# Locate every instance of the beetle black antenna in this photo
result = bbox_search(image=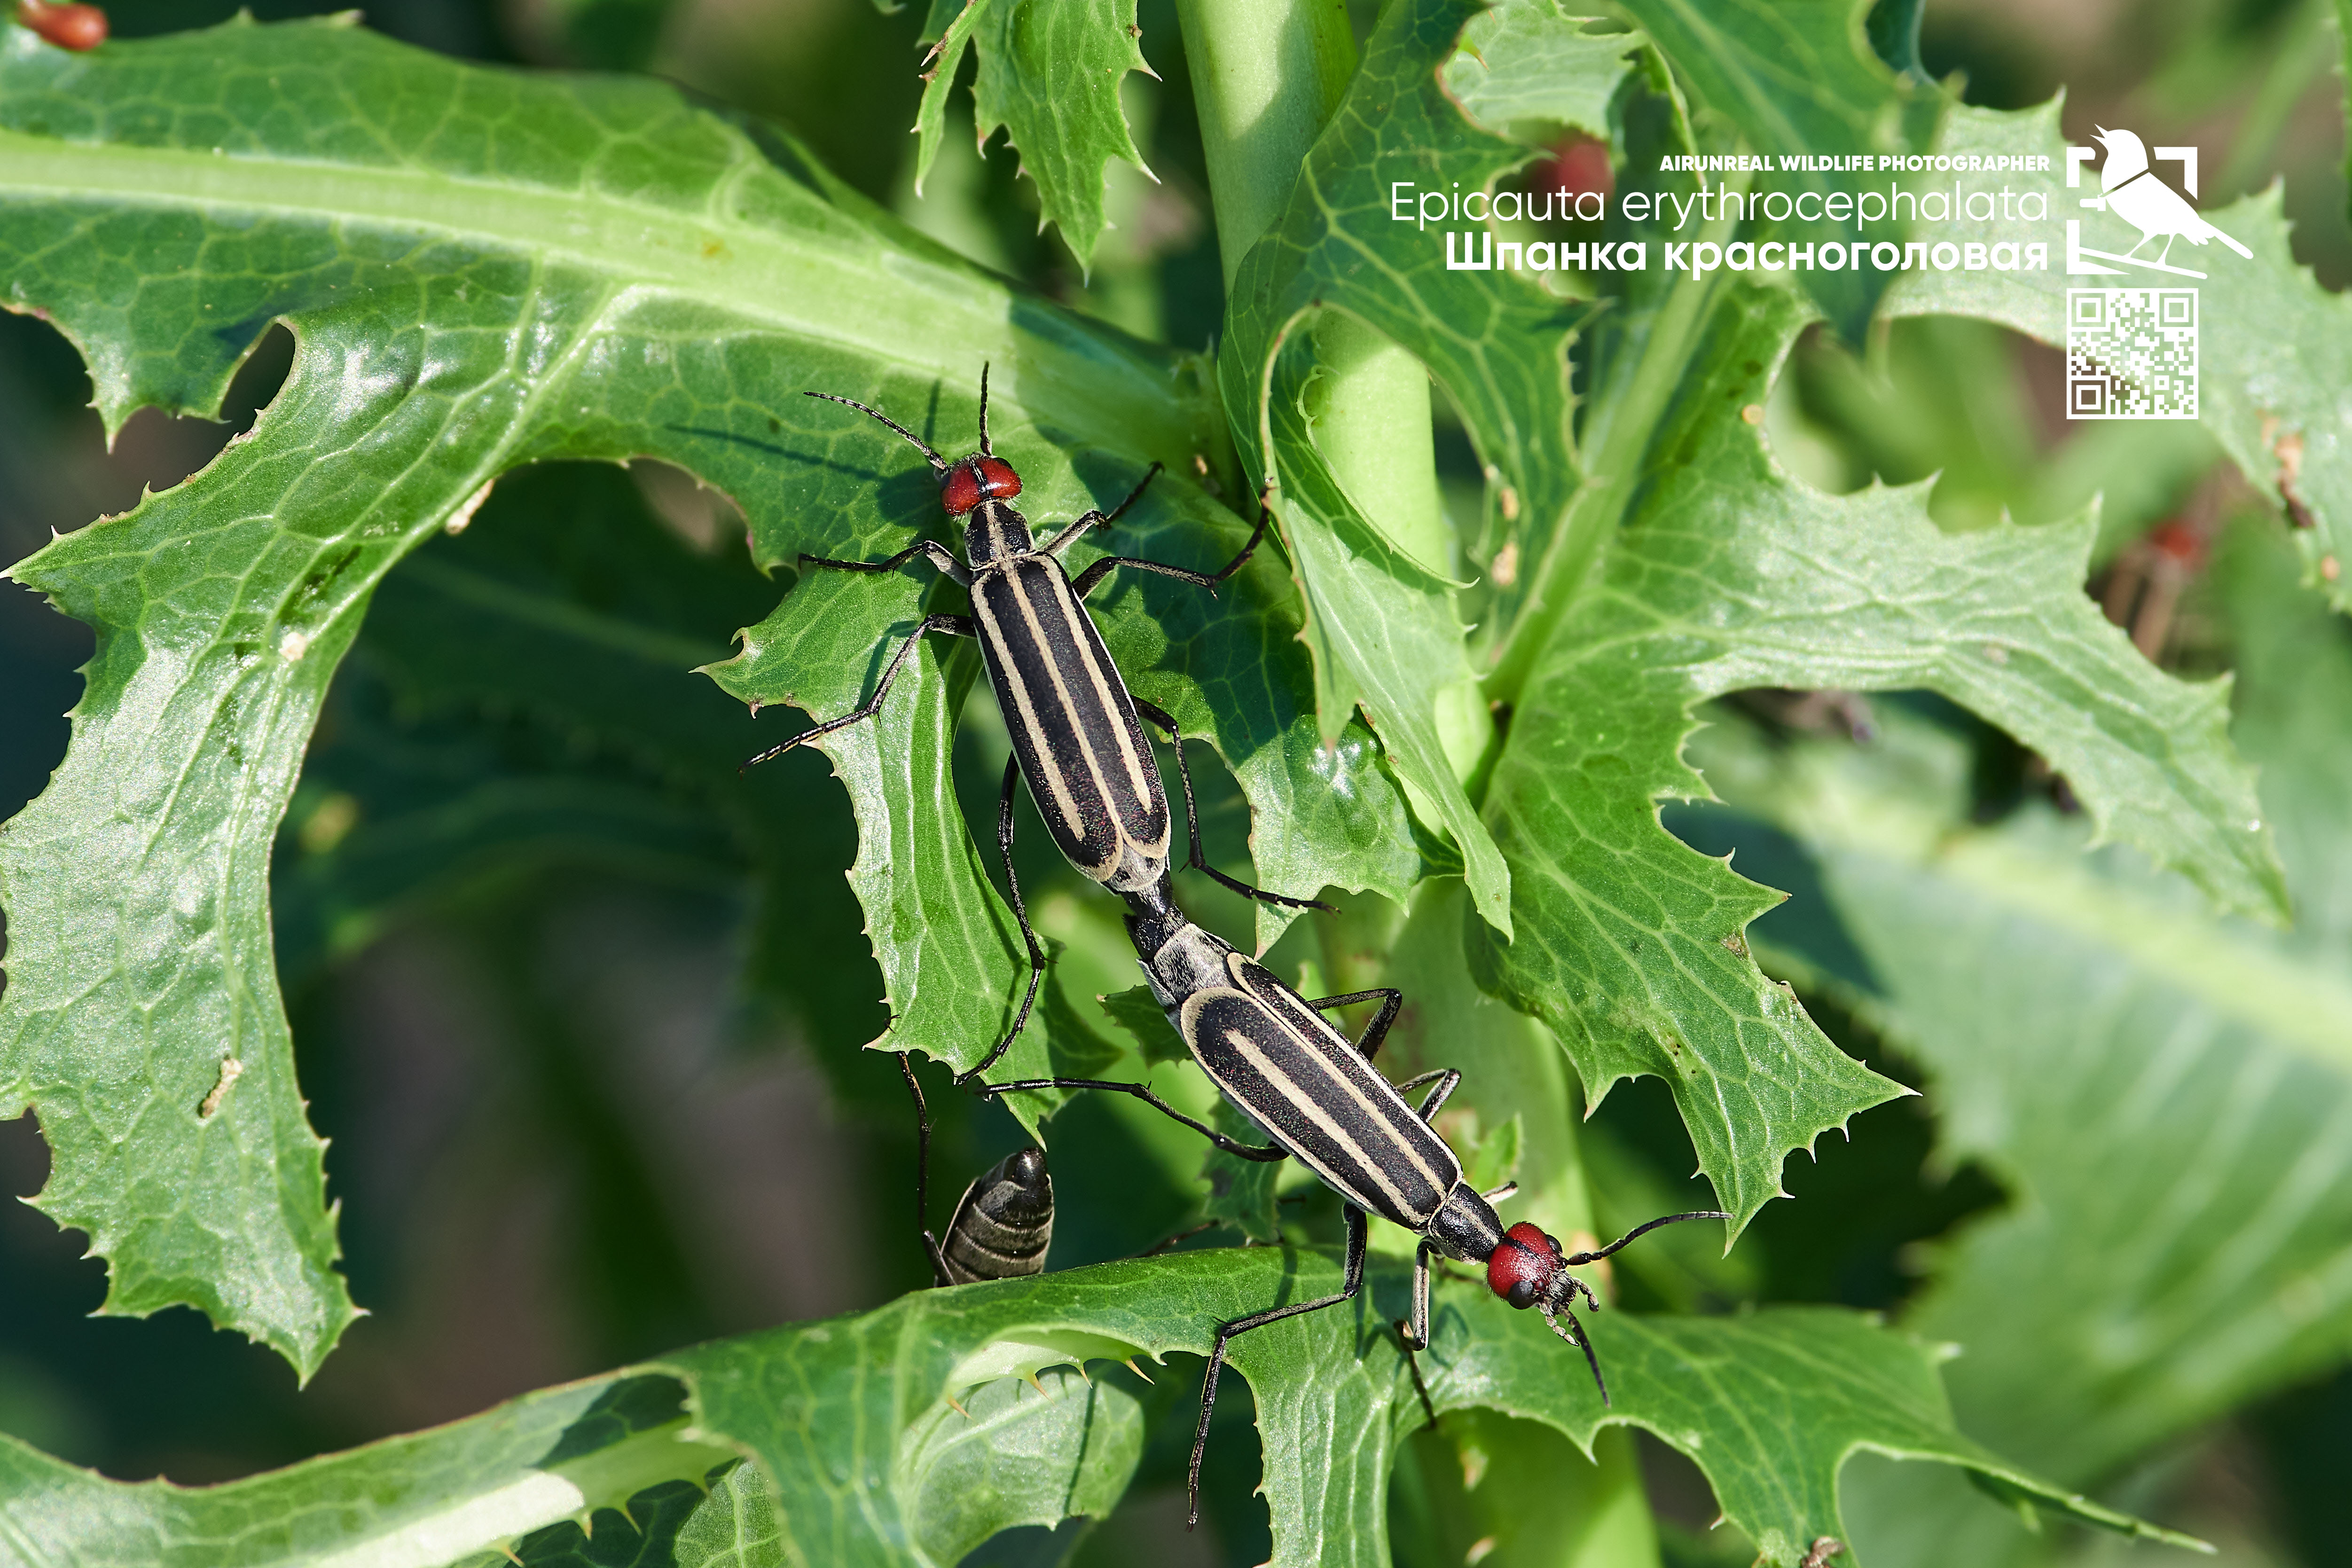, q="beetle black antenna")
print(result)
[804,391,949,473]
[977,362,994,457]
[1562,1209,1730,1265]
